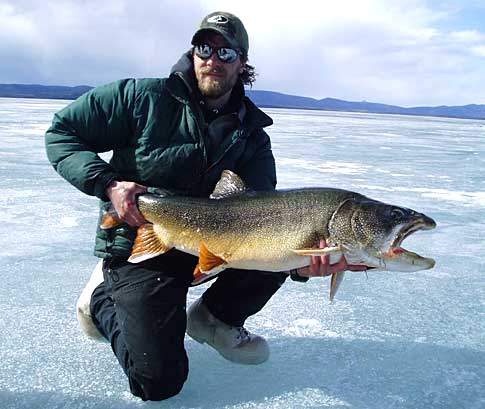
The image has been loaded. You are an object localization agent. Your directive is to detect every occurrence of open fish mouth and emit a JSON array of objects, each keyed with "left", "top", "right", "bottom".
[
  {"left": 330, "top": 215, "right": 436, "bottom": 300},
  {"left": 386, "top": 217, "right": 436, "bottom": 266}
]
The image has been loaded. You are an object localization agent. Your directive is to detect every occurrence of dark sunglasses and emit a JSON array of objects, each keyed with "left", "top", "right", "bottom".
[{"left": 194, "top": 44, "right": 242, "bottom": 64}]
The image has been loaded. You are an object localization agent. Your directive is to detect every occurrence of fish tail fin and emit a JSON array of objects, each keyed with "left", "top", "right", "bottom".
[
  {"left": 100, "top": 206, "right": 123, "bottom": 230},
  {"left": 128, "top": 223, "right": 171, "bottom": 263}
]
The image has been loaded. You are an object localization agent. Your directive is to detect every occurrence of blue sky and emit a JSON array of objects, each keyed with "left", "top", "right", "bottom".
[
  {"left": 428, "top": 0, "right": 485, "bottom": 31},
  {"left": 1, "top": 0, "right": 485, "bottom": 106}
]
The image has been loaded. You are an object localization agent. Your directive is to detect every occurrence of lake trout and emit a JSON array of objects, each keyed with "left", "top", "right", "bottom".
[{"left": 102, "top": 170, "right": 436, "bottom": 300}]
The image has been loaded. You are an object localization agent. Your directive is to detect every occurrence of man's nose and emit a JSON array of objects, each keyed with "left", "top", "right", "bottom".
[{"left": 205, "top": 53, "right": 222, "bottom": 66}]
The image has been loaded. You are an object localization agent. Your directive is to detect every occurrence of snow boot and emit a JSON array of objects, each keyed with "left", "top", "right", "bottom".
[
  {"left": 76, "top": 260, "right": 107, "bottom": 342},
  {"left": 186, "top": 297, "right": 269, "bottom": 365}
]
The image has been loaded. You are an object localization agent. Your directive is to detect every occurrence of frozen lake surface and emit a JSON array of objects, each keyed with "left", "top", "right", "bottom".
[{"left": 0, "top": 97, "right": 484, "bottom": 408}]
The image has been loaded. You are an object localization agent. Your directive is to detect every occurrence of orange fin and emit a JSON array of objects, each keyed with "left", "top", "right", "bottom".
[
  {"left": 199, "top": 241, "right": 227, "bottom": 273},
  {"left": 100, "top": 207, "right": 123, "bottom": 229},
  {"left": 192, "top": 264, "right": 217, "bottom": 285},
  {"left": 193, "top": 265, "right": 205, "bottom": 284},
  {"left": 128, "top": 223, "right": 171, "bottom": 263},
  {"left": 292, "top": 246, "right": 342, "bottom": 256}
]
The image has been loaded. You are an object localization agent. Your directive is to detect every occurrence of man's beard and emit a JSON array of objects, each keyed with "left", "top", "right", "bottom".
[{"left": 197, "top": 68, "right": 238, "bottom": 99}]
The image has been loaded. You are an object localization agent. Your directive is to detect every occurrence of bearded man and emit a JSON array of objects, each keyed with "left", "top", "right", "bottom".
[{"left": 45, "top": 11, "right": 357, "bottom": 401}]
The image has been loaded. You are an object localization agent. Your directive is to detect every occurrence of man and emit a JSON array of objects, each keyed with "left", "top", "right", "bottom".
[{"left": 45, "top": 11, "right": 363, "bottom": 401}]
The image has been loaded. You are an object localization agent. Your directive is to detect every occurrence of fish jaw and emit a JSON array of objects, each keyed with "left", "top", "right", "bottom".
[
  {"left": 380, "top": 248, "right": 436, "bottom": 272},
  {"left": 348, "top": 216, "right": 437, "bottom": 272},
  {"left": 382, "top": 215, "right": 436, "bottom": 271}
]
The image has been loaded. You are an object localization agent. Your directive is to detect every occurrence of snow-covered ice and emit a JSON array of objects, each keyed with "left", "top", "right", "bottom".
[{"left": 0, "top": 98, "right": 484, "bottom": 409}]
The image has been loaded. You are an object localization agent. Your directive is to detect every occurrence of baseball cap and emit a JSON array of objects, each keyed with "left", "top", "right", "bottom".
[{"left": 191, "top": 11, "right": 249, "bottom": 56}]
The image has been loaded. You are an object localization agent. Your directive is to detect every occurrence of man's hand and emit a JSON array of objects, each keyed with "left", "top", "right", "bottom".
[
  {"left": 296, "top": 239, "right": 368, "bottom": 277},
  {"left": 106, "top": 180, "right": 148, "bottom": 227}
]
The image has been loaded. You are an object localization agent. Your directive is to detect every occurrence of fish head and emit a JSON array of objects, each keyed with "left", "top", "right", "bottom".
[{"left": 329, "top": 198, "right": 436, "bottom": 272}]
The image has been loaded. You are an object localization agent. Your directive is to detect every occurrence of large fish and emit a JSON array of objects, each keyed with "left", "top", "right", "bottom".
[{"left": 102, "top": 170, "right": 436, "bottom": 300}]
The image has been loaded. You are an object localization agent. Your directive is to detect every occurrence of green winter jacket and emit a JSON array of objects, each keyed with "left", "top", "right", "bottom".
[{"left": 45, "top": 59, "right": 277, "bottom": 258}]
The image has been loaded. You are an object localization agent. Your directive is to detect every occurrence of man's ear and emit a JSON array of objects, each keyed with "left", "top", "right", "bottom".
[{"left": 239, "top": 59, "right": 247, "bottom": 74}]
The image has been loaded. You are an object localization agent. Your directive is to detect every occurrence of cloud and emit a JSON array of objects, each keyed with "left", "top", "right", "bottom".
[
  {"left": 1, "top": 0, "right": 485, "bottom": 105},
  {"left": 0, "top": 0, "right": 206, "bottom": 84}
]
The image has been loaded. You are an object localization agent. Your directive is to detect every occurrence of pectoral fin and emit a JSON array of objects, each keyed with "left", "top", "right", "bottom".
[
  {"left": 128, "top": 223, "right": 171, "bottom": 263},
  {"left": 329, "top": 271, "right": 345, "bottom": 302},
  {"left": 292, "top": 246, "right": 342, "bottom": 256}
]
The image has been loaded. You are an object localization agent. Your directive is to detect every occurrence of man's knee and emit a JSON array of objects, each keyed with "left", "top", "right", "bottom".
[
  {"left": 137, "top": 376, "right": 186, "bottom": 401},
  {"left": 131, "top": 357, "right": 189, "bottom": 401}
]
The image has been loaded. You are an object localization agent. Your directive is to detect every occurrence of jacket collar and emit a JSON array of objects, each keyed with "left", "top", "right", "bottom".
[{"left": 166, "top": 51, "right": 273, "bottom": 129}]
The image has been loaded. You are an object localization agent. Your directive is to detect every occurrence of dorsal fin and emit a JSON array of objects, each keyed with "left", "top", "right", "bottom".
[{"left": 210, "top": 170, "right": 247, "bottom": 199}]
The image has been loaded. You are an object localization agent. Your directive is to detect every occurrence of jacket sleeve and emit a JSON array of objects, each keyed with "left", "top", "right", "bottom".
[
  {"left": 236, "top": 129, "right": 277, "bottom": 191},
  {"left": 45, "top": 79, "right": 136, "bottom": 201}
]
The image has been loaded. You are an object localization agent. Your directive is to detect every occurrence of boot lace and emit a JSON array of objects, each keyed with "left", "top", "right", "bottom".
[{"left": 234, "top": 326, "right": 250, "bottom": 342}]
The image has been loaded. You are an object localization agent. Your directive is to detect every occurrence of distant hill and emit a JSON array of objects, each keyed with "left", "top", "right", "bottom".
[
  {"left": 0, "top": 84, "right": 92, "bottom": 100},
  {"left": 1, "top": 83, "right": 484, "bottom": 120},
  {"left": 246, "top": 90, "right": 485, "bottom": 120}
]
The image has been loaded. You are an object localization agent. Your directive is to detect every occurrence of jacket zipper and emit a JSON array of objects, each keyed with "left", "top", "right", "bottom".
[{"left": 206, "top": 131, "right": 244, "bottom": 172}]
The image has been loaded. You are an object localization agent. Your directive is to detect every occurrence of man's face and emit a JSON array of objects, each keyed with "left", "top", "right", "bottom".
[{"left": 193, "top": 32, "right": 245, "bottom": 100}]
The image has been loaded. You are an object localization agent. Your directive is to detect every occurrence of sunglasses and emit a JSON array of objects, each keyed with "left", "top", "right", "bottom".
[{"left": 194, "top": 44, "right": 242, "bottom": 64}]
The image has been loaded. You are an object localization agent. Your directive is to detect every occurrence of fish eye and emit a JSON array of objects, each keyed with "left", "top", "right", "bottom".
[{"left": 391, "top": 208, "right": 406, "bottom": 220}]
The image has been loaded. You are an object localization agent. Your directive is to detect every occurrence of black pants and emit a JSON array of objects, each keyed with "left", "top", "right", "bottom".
[{"left": 90, "top": 250, "right": 287, "bottom": 401}]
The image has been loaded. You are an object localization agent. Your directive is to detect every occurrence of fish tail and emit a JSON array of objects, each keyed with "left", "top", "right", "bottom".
[{"left": 100, "top": 206, "right": 123, "bottom": 230}]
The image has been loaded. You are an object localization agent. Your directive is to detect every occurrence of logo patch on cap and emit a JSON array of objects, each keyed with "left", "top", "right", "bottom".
[{"left": 207, "top": 15, "right": 228, "bottom": 24}]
